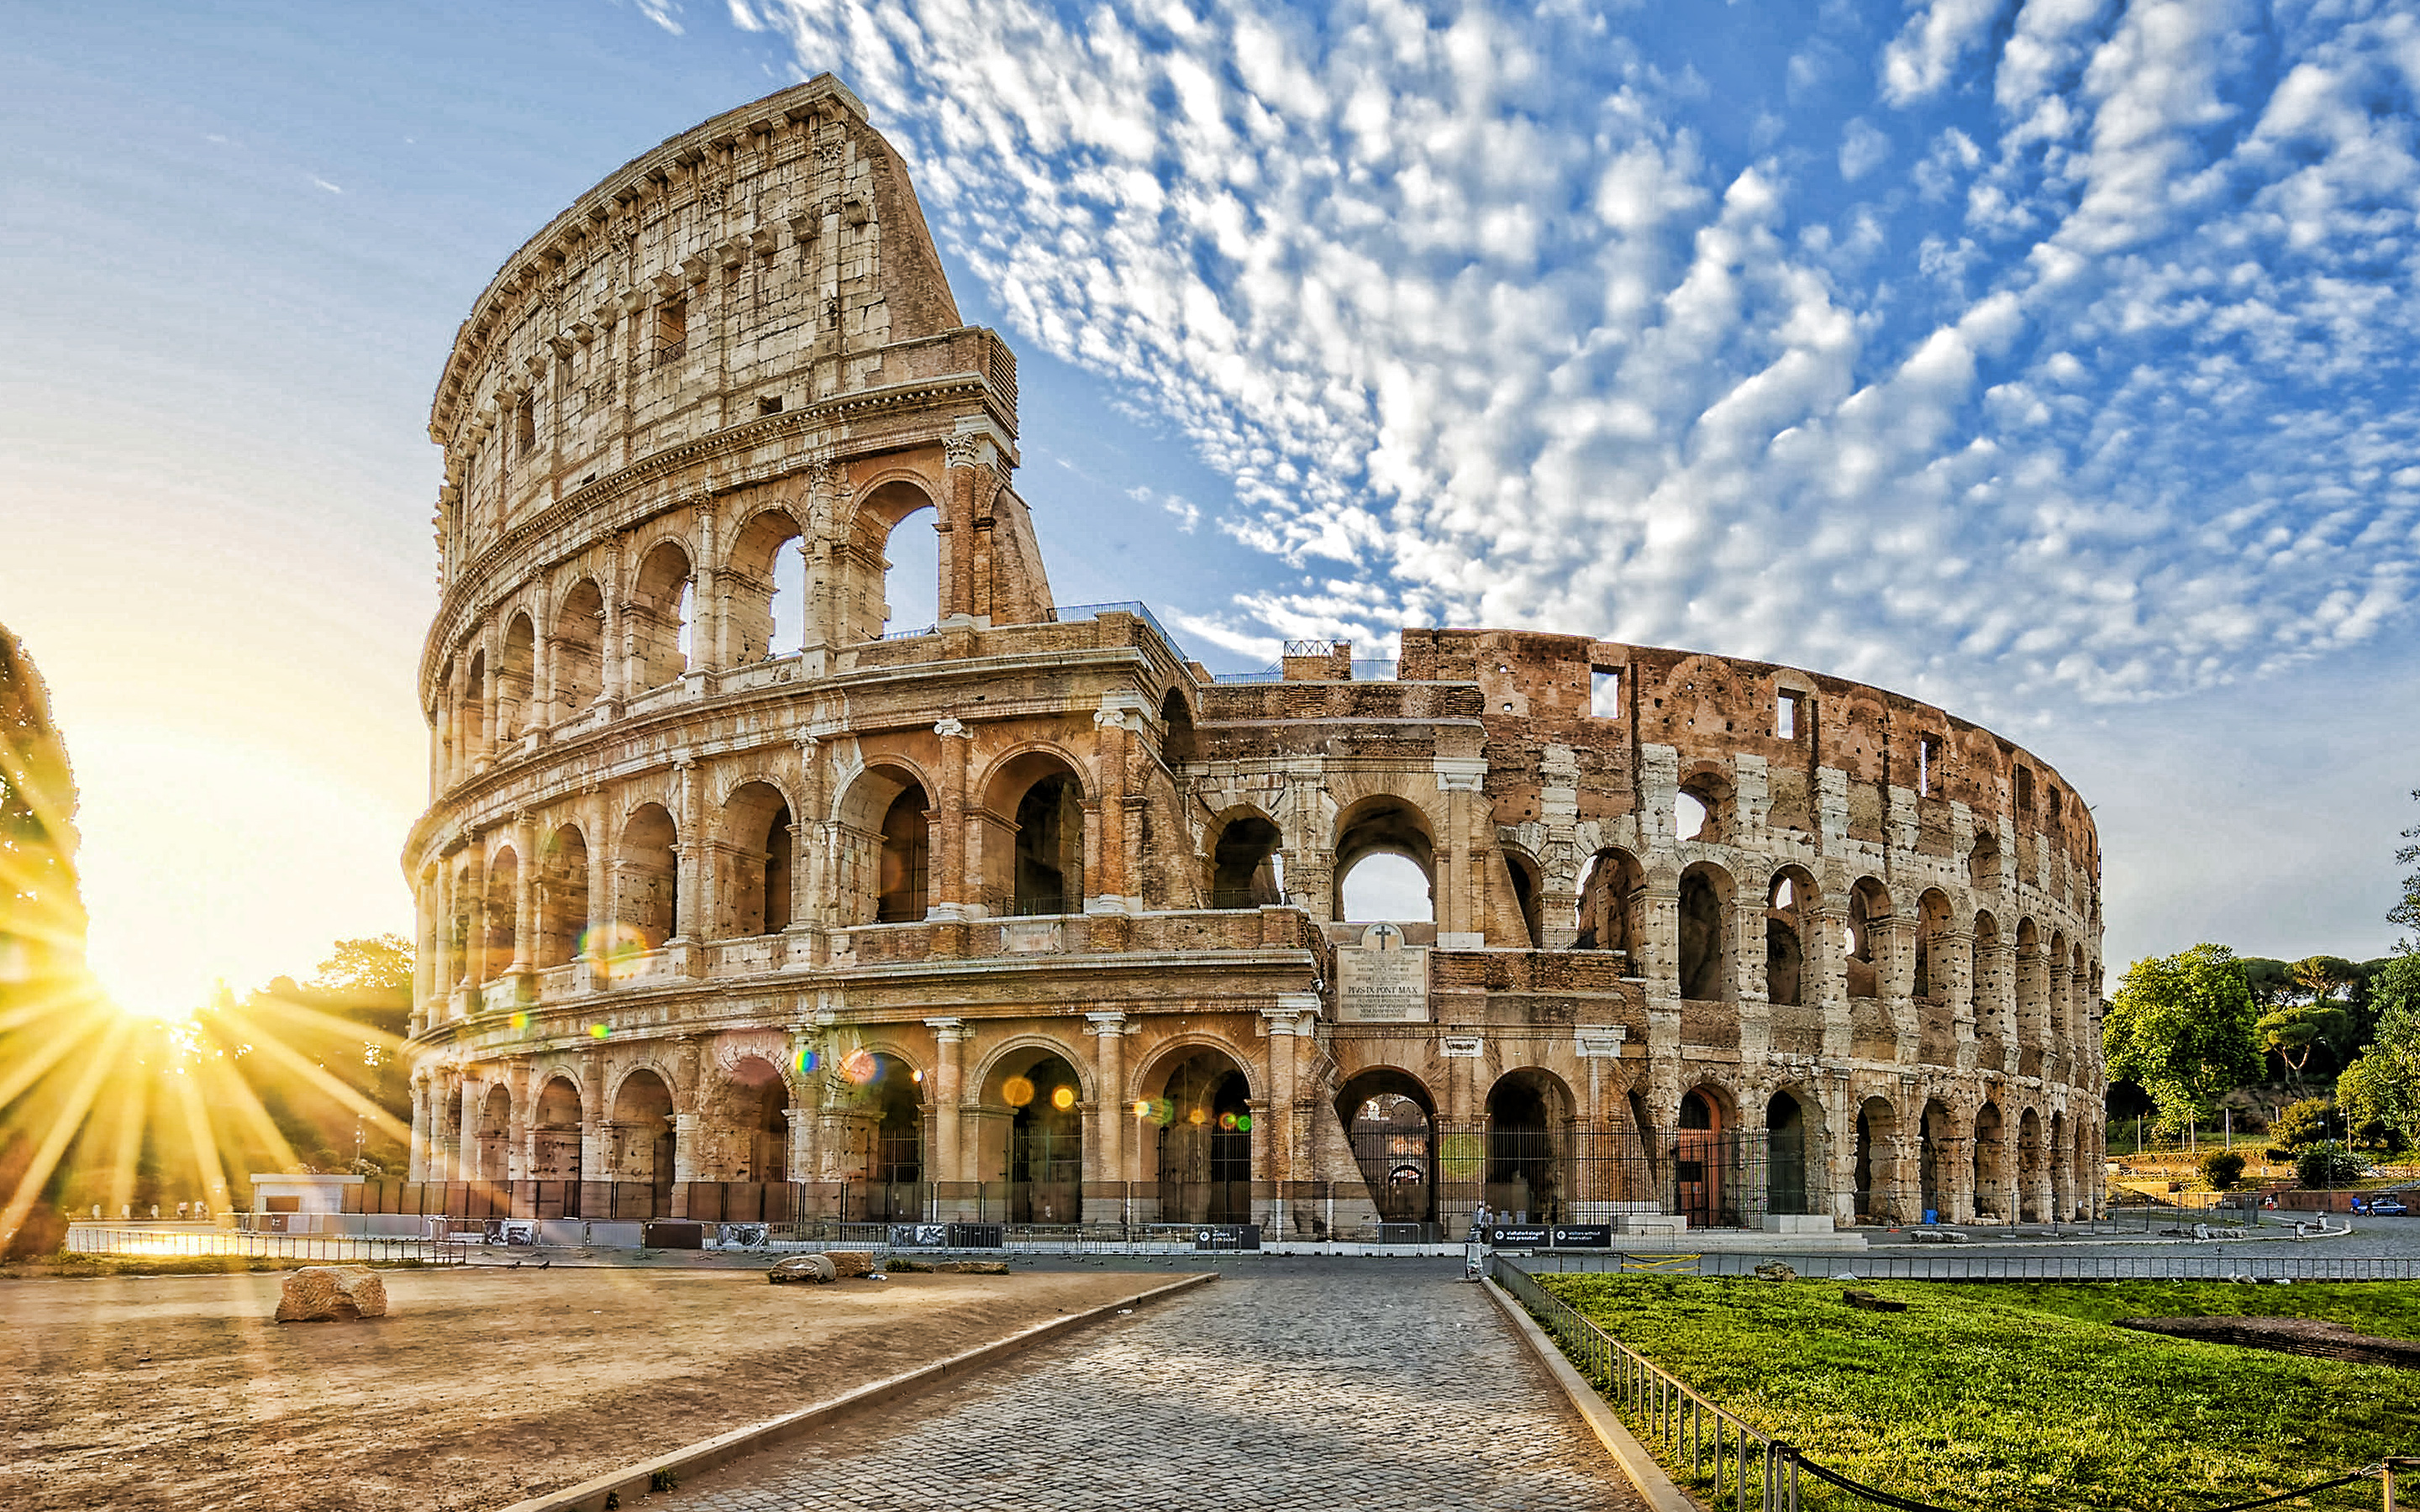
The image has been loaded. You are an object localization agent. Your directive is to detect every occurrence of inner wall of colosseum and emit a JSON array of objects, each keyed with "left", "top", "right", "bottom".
[{"left": 403, "top": 76, "right": 2105, "bottom": 1239}]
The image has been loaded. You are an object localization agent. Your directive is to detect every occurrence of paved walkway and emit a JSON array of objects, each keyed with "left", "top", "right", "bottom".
[{"left": 654, "top": 1259, "right": 1642, "bottom": 1512}]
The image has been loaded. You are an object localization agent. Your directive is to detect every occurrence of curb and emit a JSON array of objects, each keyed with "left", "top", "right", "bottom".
[
  {"left": 1482, "top": 1277, "right": 1697, "bottom": 1512},
  {"left": 494, "top": 1270, "right": 1218, "bottom": 1512}
]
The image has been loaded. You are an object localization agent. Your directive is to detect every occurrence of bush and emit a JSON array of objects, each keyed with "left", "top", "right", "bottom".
[
  {"left": 2271, "top": 1098, "right": 2333, "bottom": 1149},
  {"left": 2198, "top": 1151, "right": 2247, "bottom": 1191},
  {"left": 2295, "top": 1142, "right": 2365, "bottom": 1188},
  {"left": 2264, "top": 1147, "right": 2293, "bottom": 1163}
]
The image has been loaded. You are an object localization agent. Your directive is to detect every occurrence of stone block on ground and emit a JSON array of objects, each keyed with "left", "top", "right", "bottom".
[
  {"left": 934, "top": 1259, "right": 1011, "bottom": 1275},
  {"left": 768, "top": 1254, "right": 837, "bottom": 1284},
  {"left": 884, "top": 1257, "right": 933, "bottom": 1273},
  {"left": 275, "top": 1265, "right": 387, "bottom": 1322},
  {"left": 823, "top": 1250, "right": 876, "bottom": 1278},
  {"left": 1751, "top": 1260, "right": 1797, "bottom": 1282}
]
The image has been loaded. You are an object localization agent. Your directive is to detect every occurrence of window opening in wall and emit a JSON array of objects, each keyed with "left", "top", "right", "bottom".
[
  {"left": 674, "top": 579, "right": 697, "bottom": 669},
  {"left": 2014, "top": 766, "right": 2034, "bottom": 816},
  {"left": 1675, "top": 791, "right": 1708, "bottom": 842},
  {"left": 1339, "top": 853, "right": 1433, "bottom": 922},
  {"left": 1210, "top": 816, "right": 1284, "bottom": 910},
  {"left": 654, "top": 298, "right": 687, "bottom": 364},
  {"left": 876, "top": 785, "right": 931, "bottom": 922},
  {"left": 1589, "top": 669, "right": 1621, "bottom": 718},
  {"left": 514, "top": 397, "right": 537, "bottom": 457},
  {"left": 881, "top": 507, "right": 940, "bottom": 636},
  {"left": 1777, "top": 690, "right": 1803, "bottom": 739},
  {"left": 757, "top": 394, "right": 783, "bottom": 417},
  {"left": 1918, "top": 734, "right": 1942, "bottom": 796},
  {"left": 770, "top": 538, "right": 808, "bottom": 658}
]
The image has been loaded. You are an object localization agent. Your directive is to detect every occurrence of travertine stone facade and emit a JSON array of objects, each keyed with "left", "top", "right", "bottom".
[{"left": 406, "top": 77, "right": 2105, "bottom": 1233}]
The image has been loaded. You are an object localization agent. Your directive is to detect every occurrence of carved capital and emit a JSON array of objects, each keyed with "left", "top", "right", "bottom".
[{"left": 933, "top": 717, "right": 971, "bottom": 739}]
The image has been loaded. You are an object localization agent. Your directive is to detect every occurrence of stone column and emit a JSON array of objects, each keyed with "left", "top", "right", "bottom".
[
  {"left": 409, "top": 1069, "right": 431, "bottom": 1181},
  {"left": 456, "top": 1072, "right": 480, "bottom": 1186},
  {"left": 509, "top": 814, "right": 538, "bottom": 978},
  {"left": 789, "top": 738, "right": 823, "bottom": 947},
  {"left": 925, "top": 1017, "right": 968, "bottom": 1185},
  {"left": 1435, "top": 759, "right": 1486, "bottom": 948},
  {"left": 462, "top": 843, "right": 489, "bottom": 991},
  {"left": 1945, "top": 925, "right": 1977, "bottom": 1071},
  {"left": 672, "top": 757, "right": 702, "bottom": 944},
  {"left": 601, "top": 538, "right": 626, "bottom": 704},
  {"left": 933, "top": 717, "right": 973, "bottom": 916},
  {"left": 1085, "top": 1013, "right": 1128, "bottom": 1182}
]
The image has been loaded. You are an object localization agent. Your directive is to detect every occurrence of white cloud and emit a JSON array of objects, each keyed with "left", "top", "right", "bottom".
[
  {"left": 1881, "top": 0, "right": 2011, "bottom": 107},
  {"left": 1132, "top": 484, "right": 1202, "bottom": 533},
  {"left": 1839, "top": 118, "right": 1893, "bottom": 181}
]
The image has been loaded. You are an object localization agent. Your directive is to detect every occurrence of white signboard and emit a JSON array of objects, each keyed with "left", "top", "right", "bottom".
[
  {"left": 1337, "top": 921, "right": 1430, "bottom": 1023},
  {"left": 1441, "top": 1037, "right": 1485, "bottom": 1058}
]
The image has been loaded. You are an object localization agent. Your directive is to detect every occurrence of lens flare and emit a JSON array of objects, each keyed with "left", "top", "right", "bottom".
[
  {"left": 508, "top": 1011, "right": 529, "bottom": 1031},
  {"left": 1050, "top": 1084, "right": 1076, "bottom": 1111},
  {"left": 580, "top": 922, "right": 652, "bottom": 981},
  {"left": 1188, "top": 1107, "right": 1207, "bottom": 1125},
  {"left": 1002, "top": 1074, "right": 1035, "bottom": 1108},
  {"left": 588, "top": 1022, "right": 610, "bottom": 1039},
  {"left": 841, "top": 1048, "right": 879, "bottom": 1085},
  {"left": 1130, "top": 1099, "right": 1153, "bottom": 1118},
  {"left": 793, "top": 1047, "right": 820, "bottom": 1074}
]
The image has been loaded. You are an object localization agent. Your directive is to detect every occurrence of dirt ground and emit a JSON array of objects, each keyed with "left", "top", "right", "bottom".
[{"left": 0, "top": 1258, "right": 1181, "bottom": 1511}]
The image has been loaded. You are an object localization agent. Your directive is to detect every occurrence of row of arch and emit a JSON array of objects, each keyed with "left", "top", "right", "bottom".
[{"left": 435, "top": 488, "right": 942, "bottom": 786}]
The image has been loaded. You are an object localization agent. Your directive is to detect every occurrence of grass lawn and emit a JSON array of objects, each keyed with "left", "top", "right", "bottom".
[{"left": 1536, "top": 1273, "right": 2420, "bottom": 1510}]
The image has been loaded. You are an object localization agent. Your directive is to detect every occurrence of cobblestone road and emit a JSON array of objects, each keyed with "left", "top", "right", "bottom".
[{"left": 652, "top": 1259, "right": 1640, "bottom": 1512}]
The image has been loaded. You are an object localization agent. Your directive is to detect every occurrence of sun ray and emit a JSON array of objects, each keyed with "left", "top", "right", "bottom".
[
  {"left": 212, "top": 1006, "right": 413, "bottom": 1145},
  {"left": 0, "top": 978, "right": 97, "bottom": 1037},
  {"left": 167, "top": 1049, "right": 237, "bottom": 1218},
  {"left": 0, "top": 1009, "right": 107, "bottom": 1121},
  {"left": 188, "top": 1042, "right": 305, "bottom": 1177},
  {"left": 100, "top": 1058, "right": 148, "bottom": 1221},
  {"left": 0, "top": 1015, "right": 129, "bottom": 1247}
]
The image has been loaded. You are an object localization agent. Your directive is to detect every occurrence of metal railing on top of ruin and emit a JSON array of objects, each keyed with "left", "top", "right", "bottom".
[
  {"left": 1050, "top": 601, "right": 1192, "bottom": 663},
  {"left": 1488, "top": 1254, "right": 2403, "bottom": 1512}
]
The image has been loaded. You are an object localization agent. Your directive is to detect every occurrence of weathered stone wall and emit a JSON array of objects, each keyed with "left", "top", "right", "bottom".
[{"left": 406, "top": 77, "right": 2104, "bottom": 1232}]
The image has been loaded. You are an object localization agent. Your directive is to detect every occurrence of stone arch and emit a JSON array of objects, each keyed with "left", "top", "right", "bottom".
[
  {"left": 1501, "top": 846, "right": 1545, "bottom": 948},
  {"left": 476, "top": 1084, "right": 513, "bottom": 1184},
  {"left": 833, "top": 759, "right": 934, "bottom": 926},
  {"left": 1972, "top": 1100, "right": 2007, "bottom": 1221},
  {"left": 608, "top": 1067, "right": 678, "bottom": 1196},
  {"left": 1333, "top": 793, "right": 1437, "bottom": 923},
  {"left": 1968, "top": 829, "right": 2002, "bottom": 892},
  {"left": 977, "top": 1037, "right": 1087, "bottom": 1224},
  {"left": 1852, "top": 1094, "right": 1902, "bottom": 1223},
  {"left": 615, "top": 802, "right": 680, "bottom": 949},
  {"left": 530, "top": 1074, "right": 582, "bottom": 1181},
  {"left": 629, "top": 536, "right": 695, "bottom": 688},
  {"left": 718, "top": 779, "right": 794, "bottom": 937},
  {"left": 844, "top": 477, "right": 941, "bottom": 643},
  {"left": 497, "top": 612, "right": 536, "bottom": 740},
  {"left": 537, "top": 823, "right": 588, "bottom": 969},
  {"left": 981, "top": 748, "right": 1087, "bottom": 916},
  {"left": 481, "top": 845, "right": 519, "bottom": 982},
  {"left": 2014, "top": 916, "right": 2048, "bottom": 1067},
  {"left": 1207, "top": 805, "right": 1286, "bottom": 911},
  {"left": 1484, "top": 1066, "right": 1577, "bottom": 1225},
  {"left": 1158, "top": 686, "right": 1197, "bottom": 764},
  {"left": 1576, "top": 848, "right": 1646, "bottom": 963},
  {"left": 1912, "top": 888, "right": 1954, "bottom": 999},
  {"left": 2018, "top": 1105, "right": 2045, "bottom": 1222},
  {"left": 1674, "top": 1081, "right": 1737, "bottom": 1228},
  {"left": 1765, "top": 1084, "right": 1820, "bottom": 1217},
  {"left": 1676, "top": 860, "right": 1734, "bottom": 1002},
  {"left": 1918, "top": 1096, "right": 1957, "bottom": 1221},
  {"left": 462, "top": 647, "right": 490, "bottom": 766},
  {"left": 2049, "top": 927, "right": 2073, "bottom": 1047},
  {"left": 1845, "top": 876, "right": 1891, "bottom": 1000},
  {"left": 1147, "top": 1044, "right": 1256, "bottom": 1225},
  {"left": 1675, "top": 765, "right": 1733, "bottom": 844},
  {"left": 1764, "top": 864, "right": 1818, "bottom": 1007},
  {"left": 1334, "top": 1065, "right": 1439, "bottom": 1226},
  {"left": 722, "top": 506, "right": 805, "bottom": 663},
  {"left": 550, "top": 577, "right": 605, "bottom": 717},
  {"left": 1970, "top": 909, "right": 2002, "bottom": 1046},
  {"left": 706, "top": 1053, "right": 792, "bottom": 1183}
]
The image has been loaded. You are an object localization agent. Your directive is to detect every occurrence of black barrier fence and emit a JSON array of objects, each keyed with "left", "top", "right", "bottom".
[
  {"left": 1516, "top": 1248, "right": 2420, "bottom": 1283},
  {"left": 1491, "top": 1255, "right": 2410, "bottom": 1511}
]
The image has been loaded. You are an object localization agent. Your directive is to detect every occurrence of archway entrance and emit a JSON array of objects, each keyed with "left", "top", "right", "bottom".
[
  {"left": 1919, "top": 1098, "right": 1953, "bottom": 1221},
  {"left": 1003, "top": 1053, "right": 1082, "bottom": 1224},
  {"left": 1853, "top": 1098, "right": 1898, "bottom": 1223},
  {"left": 1335, "top": 1068, "right": 1435, "bottom": 1226},
  {"left": 1155, "top": 1050, "right": 1252, "bottom": 1225},
  {"left": 839, "top": 1050, "right": 922, "bottom": 1221},
  {"left": 1766, "top": 1091, "right": 1810, "bottom": 1217},
  {"left": 1485, "top": 1070, "right": 1571, "bottom": 1224},
  {"left": 476, "top": 1085, "right": 513, "bottom": 1184},
  {"left": 724, "top": 1056, "right": 788, "bottom": 1184},
  {"left": 1675, "top": 1088, "right": 1728, "bottom": 1228},
  {"left": 532, "top": 1076, "right": 581, "bottom": 1189},
  {"left": 611, "top": 1069, "right": 676, "bottom": 1218}
]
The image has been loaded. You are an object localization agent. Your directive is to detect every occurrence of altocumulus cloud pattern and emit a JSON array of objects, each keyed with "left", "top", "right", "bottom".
[{"left": 734, "top": 0, "right": 2420, "bottom": 712}]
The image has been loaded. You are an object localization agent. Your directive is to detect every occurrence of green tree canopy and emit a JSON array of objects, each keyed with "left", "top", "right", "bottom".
[
  {"left": 2337, "top": 953, "right": 2420, "bottom": 1153},
  {"left": 2102, "top": 943, "right": 2261, "bottom": 1135}
]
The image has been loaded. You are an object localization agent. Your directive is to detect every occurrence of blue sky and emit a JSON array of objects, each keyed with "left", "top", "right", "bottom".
[{"left": 2, "top": 0, "right": 2414, "bottom": 1011}]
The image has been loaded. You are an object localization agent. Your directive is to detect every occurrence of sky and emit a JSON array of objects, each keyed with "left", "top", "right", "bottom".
[{"left": 2, "top": 0, "right": 2415, "bottom": 1017}]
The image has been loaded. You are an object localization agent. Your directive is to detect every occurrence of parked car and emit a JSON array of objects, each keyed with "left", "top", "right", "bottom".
[{"left": 2370, "top": 1195, "right": 2411, "bottom": 1216}]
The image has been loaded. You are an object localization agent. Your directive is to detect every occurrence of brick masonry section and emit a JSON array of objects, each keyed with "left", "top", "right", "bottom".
[{"left": 653, "top": 1259, "right": 1644, "bottom": 1512}]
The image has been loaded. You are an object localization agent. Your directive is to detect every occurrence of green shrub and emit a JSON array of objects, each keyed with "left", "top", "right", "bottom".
[
  {"left": 2295, "top": 1142, "right": 2365, "bottom": 1187},
  {"left": 2198, "top": 1150, "right": 2247, "bottom": 1190},
  {"left": 2272, "top": 1098, "right": 2333, "bottom": 1149}
]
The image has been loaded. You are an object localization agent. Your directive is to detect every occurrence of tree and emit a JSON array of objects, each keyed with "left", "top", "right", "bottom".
[
  {"left": 2295, "top": 1142, "right": 2365, "bottom": 1188},
  {"left": 2338, "top": 1053, "right": 2412, "bottom": 1152},
  {"left": 2258, "top": 1000, "right": 2350, "bottom": 1088},
  {"left": 2270, "top": 1097, "right": 2333, "bottom": 1149},
  {"left": 2102, "top": 944, "right": 2262, "bottom": 1136},
  {"left": 2395, "top": 789, "right": 2420, "bottom": 938},
  {"left": 2338, "top": 952, "right": 2420, "bottom": 1153},
  {"left": 2198, "top": 1149, "right": 2246, "bottom": 1191}
]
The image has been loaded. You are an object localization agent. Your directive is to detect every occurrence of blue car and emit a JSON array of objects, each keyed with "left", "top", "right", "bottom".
[{"left": 2370, "top": 1196, "right": 2411, "bottom": 1216}]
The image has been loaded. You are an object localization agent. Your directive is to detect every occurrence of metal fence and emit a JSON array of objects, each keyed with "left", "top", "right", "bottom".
[
  {"left": 1516, "top": 1249, "right": 2420, "bottom": 1283},
  {"left": 66, "top": 1226, "right": 471, "bottom": 1266},
  {"left": 1490, "top": 1255, "right": 2406, "bottom": 1511}
]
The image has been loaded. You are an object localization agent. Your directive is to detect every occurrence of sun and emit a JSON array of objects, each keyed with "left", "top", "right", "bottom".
[{"left": 90, "top": 965, "right": 197, "bottom": 1023}]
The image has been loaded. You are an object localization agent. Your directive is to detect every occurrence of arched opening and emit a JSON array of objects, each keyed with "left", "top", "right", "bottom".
[
  {"left": 996, "top": 1051, "right": 1081, "bottom": 1225},
  {"left": 1485, "top": 1069, "right": 1572, "bottom": 1225},
  {"left": 1154, "top": 1049, "right": 1253, "bottom": 1225},
  {"left": 2018, "top": 1107, "right": 2044, "bottom": 1222},
  {"left": 1208, "top": 813, "right": 1284, "bottom": 910},
  {"left": 1913, "top": 889, "right": 1953, "bottom": 999},
  {"left": 476, "top": 1084, "right": 513, "bottom": 1184},
  {"left": 1853, "top": 1096, "right": 1899, "bottom": 1222},
  {"left": 1919, "top": 1098, "right": 1953, "bottom": 1222},
  {"left": 2049, "top": 929, "right": 2073, "bottom": 1046},
  {"left": 1765, "top": 1090, "right": 1812, "bottom": 1217},
  {"left": 532, "top": 1076, "right": 581, "bottom": 1183},
  {"left": 497, "top": 613, "right": 535, "bottom": 740},
  {"left": 1968, "top": 832, "right": 2001, "bottom": 891},
  {"left": 724, "top": 1055, "right": 790, "bottom": 1184},
  {"left": 1973, "top": 1100, "right": 2006, "bottom": 1222},
  {"left": 1845, "top": 878, "right": 1890, "bottom": 1000},
  {"left": 1334, "top": 796, "right": 1435, "bottom": 922},
  {"left": 616, "top": 804, "right": 679, "bottom": 949},
  {"left": 1335, "top": 1068, "right": 1437, "bottom": 1226},
  {"left": 724, "top": 508, "right": 805, "bottom": 663},
  {"left": 1970, "top": 911, "right": 2002, "bottom": 1047},
  {"left": 879, "top": 786, "right": 930, "bottom": 921},
  {"left": 1676, "top": 770, "right": 1731, "bottom": 843},
  {"left": 985, "top": 753, "right": 1085, "bottom": 916},
  {"left": 1674, "top": 1087, "right": 1731, "bottom": 1228},
  {"left": 630, "top": 540, "right": 694, "bottom": 688},
  {"left": 2015, "top": 918, "right": 2048, "bottom": 1055},
  {"left": 462, "top": 650, "right": 489, "bottom": 767},
  {"left": 865, "top": 1053, "right": 923, "bottom": 1211},
  {"left": 1504, "top": 851, "right": 1544, "bottom": 948},
  {"left": 1160, "top": 688, "right": 1197, "bottom": 764},
  {"left": 1765, "top": 869, "right": 1812, "bottom": 1007},
  {"left": 482, "top": 848, "right": 518, "bottom": 982},
  {"left": 880, "top": 504, "right": 940, "bottom": 636},
  {"left": 719, "top": 781, "right": 792, "bottom": 937},
  {"left": 537, "top": 824, "right": 588, "bottom": 969},
  {"left": 835, "top": 764, "right": 930, "bottom": 925},
  {"left": 1676, "top": 862, "right": 1733, "bottom": 1001},
  {"left": 551, "top": 579, "right": 604, "bottom": 717},
  {"left": 611, "top": 1069, "right": 676, "bottom": 1210},
  {"left": 1575, "top": 848, "right": 1644, "bottom": 963}
]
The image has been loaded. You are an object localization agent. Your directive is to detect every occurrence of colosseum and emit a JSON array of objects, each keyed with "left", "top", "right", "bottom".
[{"left": 402, "top": 76, "right": 2105, "bottom": 1244}]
